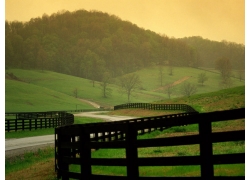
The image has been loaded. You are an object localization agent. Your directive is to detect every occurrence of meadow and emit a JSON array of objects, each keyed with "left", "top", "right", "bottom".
[
  {"left": 5, "top": 67, "right": 245, "bottom": 179},
  {"left": 5, "top": 66, "right": 244, "bottom": 112}
]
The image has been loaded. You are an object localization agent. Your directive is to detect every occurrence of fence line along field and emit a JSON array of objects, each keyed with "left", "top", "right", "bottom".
[{"left": 55, "top": 107, "right": 244, "bottom": 179}]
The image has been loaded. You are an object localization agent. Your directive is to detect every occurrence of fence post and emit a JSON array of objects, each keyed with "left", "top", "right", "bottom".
[
  {"left": 80, "top": 128, "right": 92, "bottom": 179},
  {"left": 126, "top": 124, "right": 139, "bottom": 179},
  {"left": 29, "top": 119, "right": 32, "bottom": 131},
  {"left": 57, "top": 128, "right": 71, "bottom": 180},
  {"left": 199, "top": 117, "right": 214, "bottom": 179},
  {"left": 15, "top": 119, "right": 17, "bottom": 131}
]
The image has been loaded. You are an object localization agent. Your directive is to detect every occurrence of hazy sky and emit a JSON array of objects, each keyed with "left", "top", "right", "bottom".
[{"left": 5, "top": 0, "right": 245, "bottom": 44}]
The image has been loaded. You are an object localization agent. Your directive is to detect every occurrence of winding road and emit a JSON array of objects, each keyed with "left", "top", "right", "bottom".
[{"left": 5, "top": 111, "right": 136, "bottom": 158}]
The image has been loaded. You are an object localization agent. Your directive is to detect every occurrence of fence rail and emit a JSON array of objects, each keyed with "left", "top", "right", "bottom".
[
  {"left": 55, "top": 108, "right": 244, "bottom": 179},
  {"left": 114, "top": 103, "right": 197, "bottom": 112},
  {"left": 5, "top": 111, "right": 74, "bottom": 132}
]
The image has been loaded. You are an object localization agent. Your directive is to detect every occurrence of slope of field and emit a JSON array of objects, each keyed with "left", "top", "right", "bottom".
[
  {"left": 5, "top": 79, "right": 94, "bottom": 112},
  {"left": 135, "top": 66, "right": 244, "bottom": 97},
  {"left": 110, "top": 85, "right": 245, "bottom": 117},
  {"left": 5, "top": 69, "right": 167, "bottom": 112}
]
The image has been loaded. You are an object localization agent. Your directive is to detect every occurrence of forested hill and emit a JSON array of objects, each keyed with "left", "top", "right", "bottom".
[
  {"left": 5, "top": 9, "right": 244, "bottom": 81},
  {"left": 180, "top": 36, "right": 245, "bottom": 70}
]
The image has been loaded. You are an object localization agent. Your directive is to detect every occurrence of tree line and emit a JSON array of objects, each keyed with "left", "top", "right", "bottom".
[
  {"left": 5, "top": 10, "right": 244, "bottom": 91},
  {"left": 181, "top": 36, "right": 245, "bottom": 70}
]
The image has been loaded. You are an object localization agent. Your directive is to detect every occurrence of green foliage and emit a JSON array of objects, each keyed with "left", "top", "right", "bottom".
[
  {"left": 7, "top": 10, "right": 245, "bottom": 81},
  {"left": 181, "top": 36, "right": 244, "bottom": 70},
  {"left": 197, "top": 72, "right": 208, "bottom": 86}
]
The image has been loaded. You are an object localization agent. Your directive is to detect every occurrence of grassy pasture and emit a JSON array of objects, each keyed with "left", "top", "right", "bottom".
[
  {"left": 135, "top": 66, "right": 244, "bottom": 97},
  {"left": 5, "top": 79, "right": 94, "bottom": 112},
  {"left": 5, "top": 83, "right": 245, "bottom": 180},
  {"left": 5, "top": 67, "right": 244, "bottom": 112}
]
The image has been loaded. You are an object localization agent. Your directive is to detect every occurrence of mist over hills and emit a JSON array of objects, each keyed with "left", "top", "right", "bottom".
[{"left": 5, "top": 9, "right": 245, "bottom": 81}]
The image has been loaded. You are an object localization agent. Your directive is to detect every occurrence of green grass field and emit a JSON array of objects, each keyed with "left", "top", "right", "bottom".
[
  {"left": 5, "top": 67, "right": 245, "bottom": 179},
  {"left": 5, "top": 67, "right": 244, "bottom": 112}
]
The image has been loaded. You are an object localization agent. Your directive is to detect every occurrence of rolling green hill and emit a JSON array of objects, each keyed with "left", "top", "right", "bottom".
[
  {"left": 5, "top": 79, "right": 94, "bottom": 112},
  {"left": 5, "top": 67, "right": 244, "bottom": 112}
]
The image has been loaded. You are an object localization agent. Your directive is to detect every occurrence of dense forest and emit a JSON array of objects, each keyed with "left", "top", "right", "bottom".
[
  {"left": 180, "top": 36, "right": 245, "bottom": 70},
  {"left": 5, "top": 9, "right": 245, "bottom": 81}
]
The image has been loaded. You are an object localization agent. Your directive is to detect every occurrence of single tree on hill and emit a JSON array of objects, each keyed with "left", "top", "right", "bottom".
[
  {"left": 118, "top": 73, "right": 141, "bottom": 103},
  {"left": 181, "top": 82, "right": 197, "bottom": 97},
  {"left": 100, "top": 71, "right": 112, "bottom": 98},
  {"left": 198, "top": 72, "right": 208, "bottom": 86},
  {"left": 215, "top": 57, "right": 232, "bottom": 88},
  {"left": 166, "top": 84, "right": 175, "bottom": 99}
]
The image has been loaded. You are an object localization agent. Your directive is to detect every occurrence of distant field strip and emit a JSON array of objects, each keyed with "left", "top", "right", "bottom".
[{"left": 152, "top": 76, "right": 191, "bottom": 92}]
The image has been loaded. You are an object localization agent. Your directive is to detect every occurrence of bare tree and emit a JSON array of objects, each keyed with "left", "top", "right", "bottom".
[
  {"left": 215, "top": 57, "right": 232, "bottom": 88},
  {"left": 100, "top": 71, "right": 112, "bottom": 98},
  {"left": 181, "top": 82, "right": 197, "bottom": 97},
  {"left": 119, "top": 73, "right": 141, "bottom": 103},
  {"left": 198, "top": 72, "right": 208, "bottom": 86},
  {"left": 166, "top": 84, "right": 174, "bottom": 99}
]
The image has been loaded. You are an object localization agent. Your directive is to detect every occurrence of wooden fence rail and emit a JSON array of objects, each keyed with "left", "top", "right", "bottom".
[
  {"left": 55, "top": 108, "right": 244, "bottom": 179},
  {"left": 5, "top": 111, "right": 74, "bottom": 132},
  {"left": 114, "top": 103, "right": 198, "bottom": 112}
]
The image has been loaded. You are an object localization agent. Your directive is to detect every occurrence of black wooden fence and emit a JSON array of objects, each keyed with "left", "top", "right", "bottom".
[
  {"left": 114, "top": 103, "right": 197, "bottom": 112},
  {"left": 5, "top": 111, "right": 74, "bottom": 132},
  {"left": 55, "top": 108, "right": 244, "bottom": 179}
]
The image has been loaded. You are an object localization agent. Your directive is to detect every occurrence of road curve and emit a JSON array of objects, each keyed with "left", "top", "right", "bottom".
[{"left": 5, "top": 111, "right": 137, "bottom": 157}]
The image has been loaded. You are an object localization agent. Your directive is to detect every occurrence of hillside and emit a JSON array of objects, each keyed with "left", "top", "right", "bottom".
[
  {"left": 5, "top": 67, "right": 244, "bottom": 112},
  {"left": 5, "top": 74, "right": 94, "bottom": 112},
  {"left": 180, "top": 36, "right": 245, "bottom": 70},
  {"left": 6, "top": 9, "right": 244, "bottom": 81}
]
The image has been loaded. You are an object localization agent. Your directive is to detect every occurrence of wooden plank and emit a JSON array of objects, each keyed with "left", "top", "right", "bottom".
[
  {"left": 212, "top": 153, "right": 245, "bottom": 164},
  {"left": 60, "top": 171, "right": 81, "bottom": 179},
  {"left": 60, "top": 141, "right": 81, "bottom": 149},
  {"left": 199, "top": 118, "right": 213, "bottom": 178},
  {"left": 126, "top": 125, "right": 139, "bottom": 178},
  {"left": 91, "top": 158, "right": 126, "bottom": 166},
  {"left": 62, "top": 157, "right": 81, "bottom": 164},
  {"left": 80, "top": 131, "right": 92, "bottom": 179},
  {"left": 211, "top": 130, "right": 245, "bottom": 142}
]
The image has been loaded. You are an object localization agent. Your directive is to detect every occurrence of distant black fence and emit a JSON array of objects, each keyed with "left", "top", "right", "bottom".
[
  {"left": 114, "top": 103, "right": 198, "bottom": 113},
  {"left": 55, "top": 108, "right": 244, "bottom": 179},
  {"left": 5, "top": 111, "right": 74, "bottom": 132}
]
